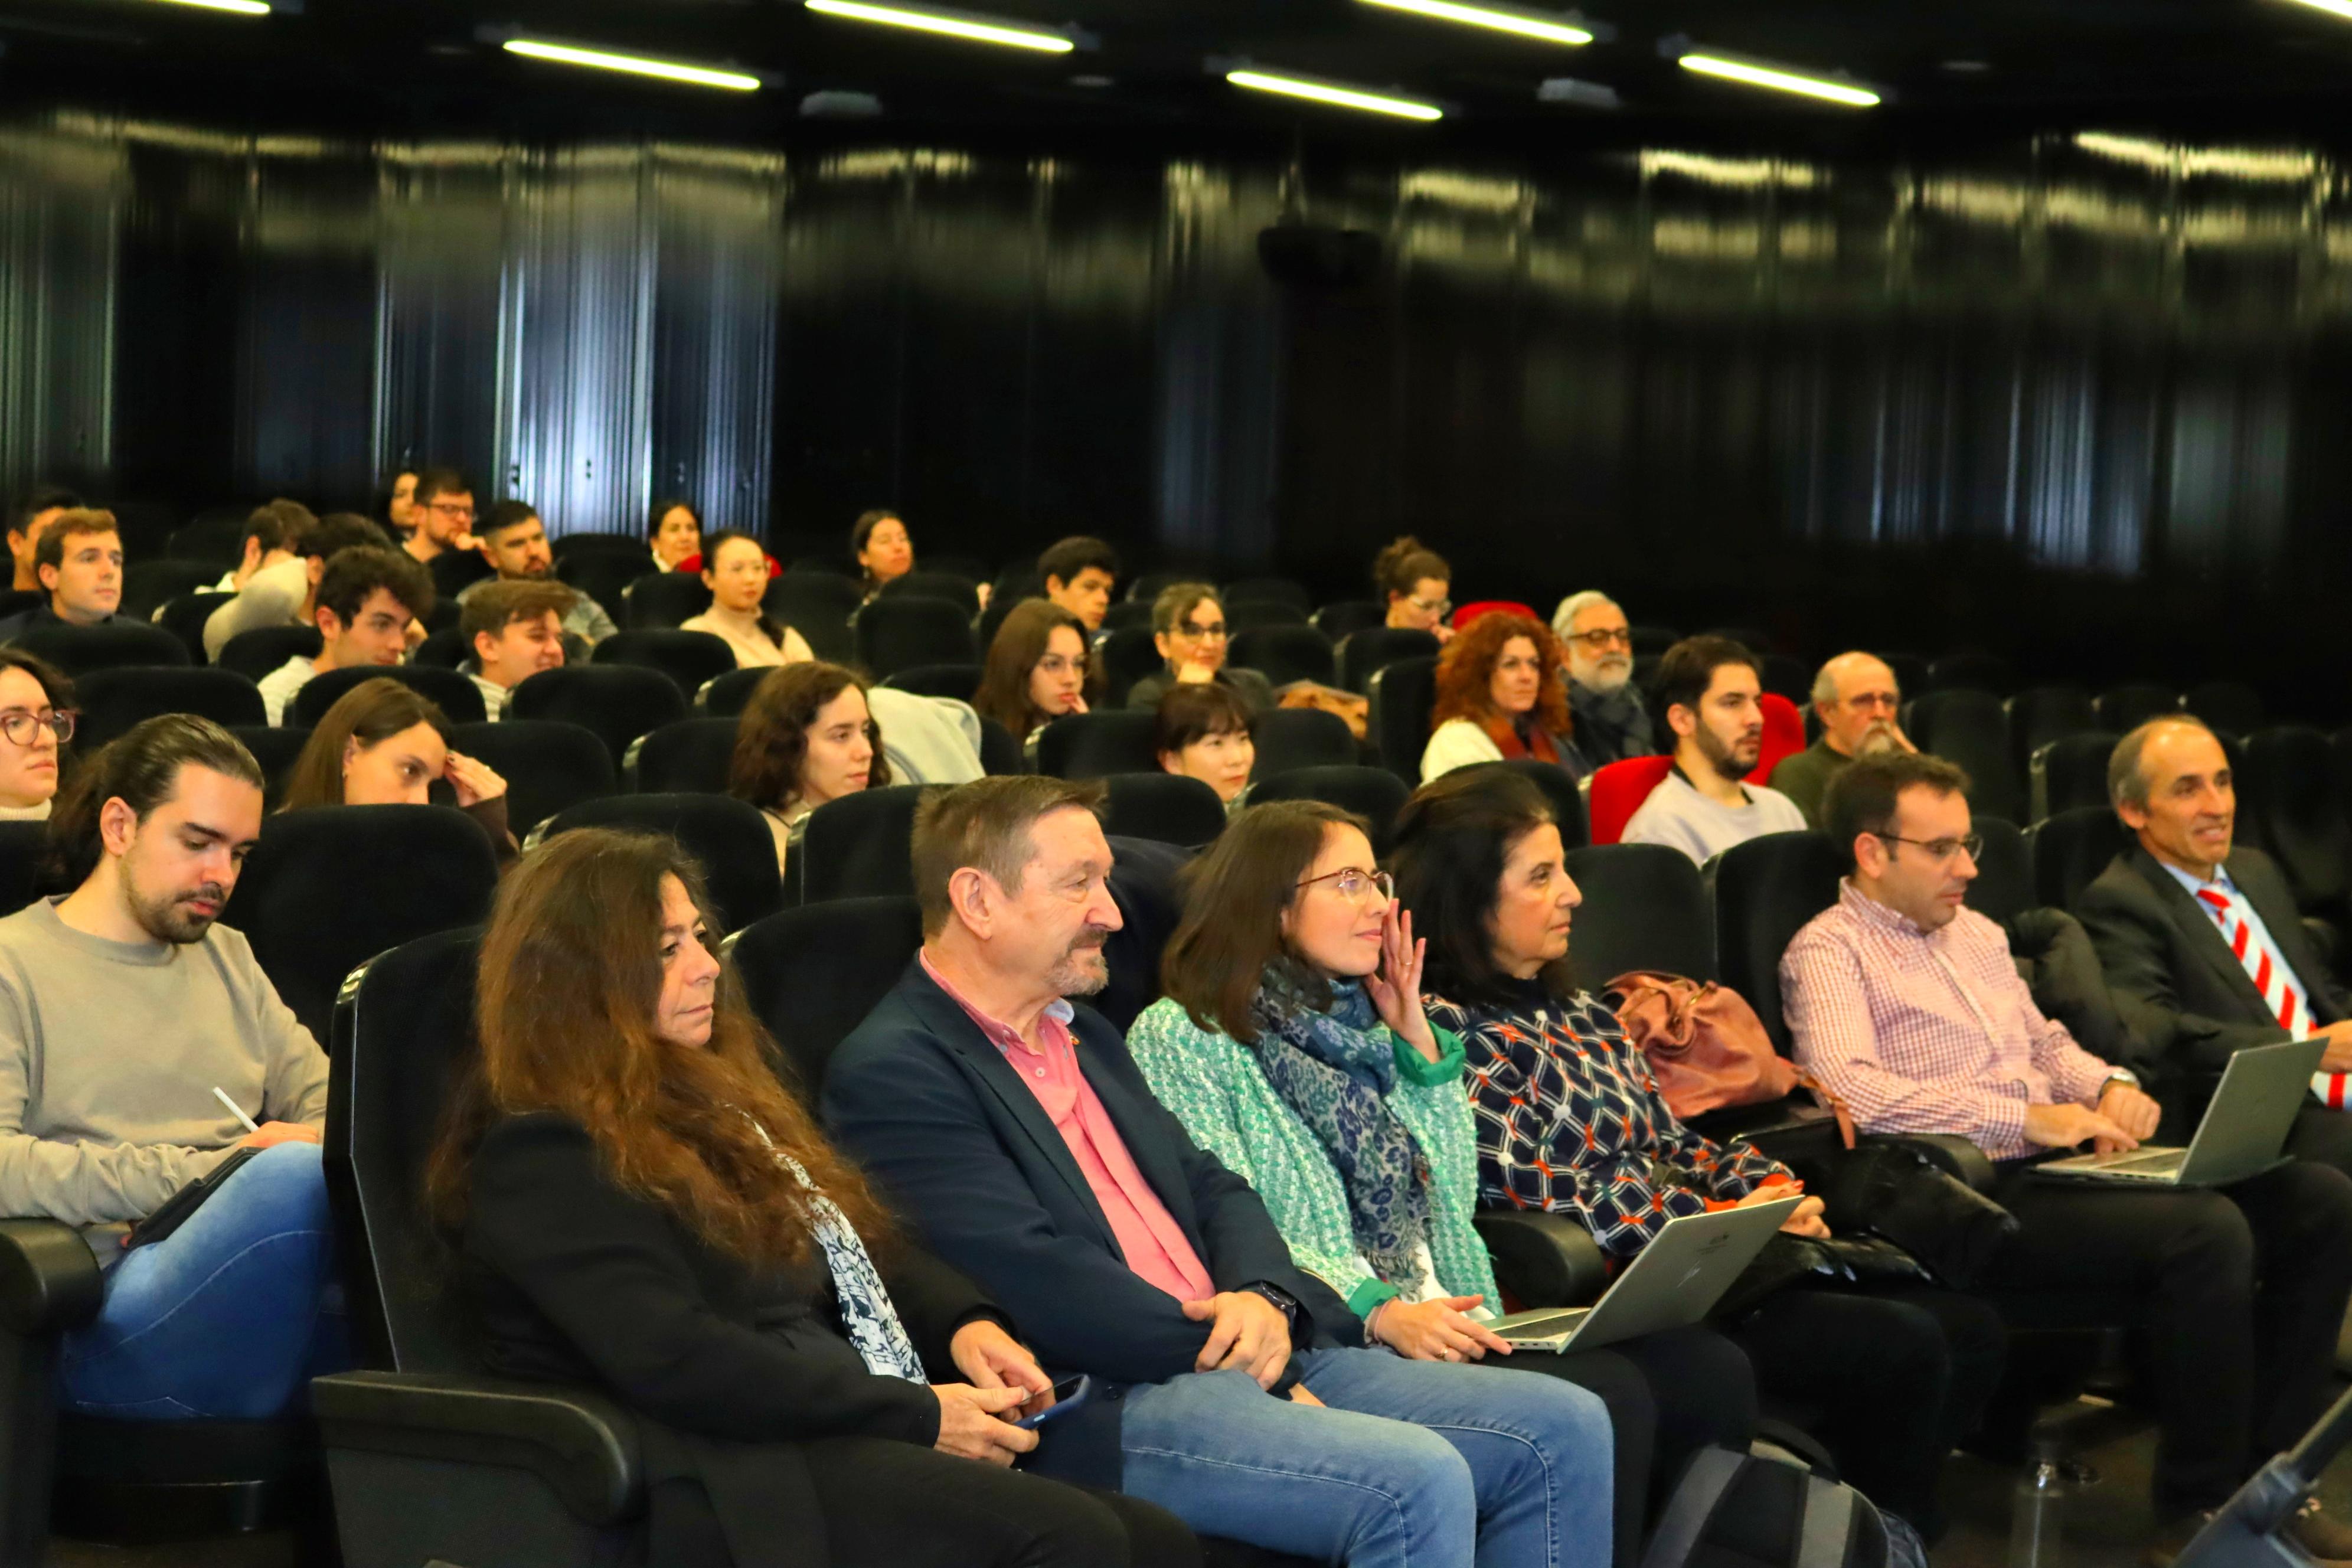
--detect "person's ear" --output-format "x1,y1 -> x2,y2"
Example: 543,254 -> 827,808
1157,750 -> 1180,776
946,865 -> 994,937
1045,575 -> 1066,599
1153,631 -> 1173,663
1666,701 -> 1697,740
315,606 -> 342,642
2116,798 -> 2150,832
307,557 -> 326,586
97,795 -> 139,858
1853,831 -> 1889,880
341,737 -> 361,778
35,563 -> 57,593
471,629 -> 498,664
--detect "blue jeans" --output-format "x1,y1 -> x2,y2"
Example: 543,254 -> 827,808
1119,1345 -> 1613,1568
58,1141 -> 347,1420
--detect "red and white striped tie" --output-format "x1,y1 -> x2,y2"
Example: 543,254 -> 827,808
2194,887 -> 2341,1108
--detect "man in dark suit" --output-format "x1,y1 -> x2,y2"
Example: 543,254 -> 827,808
824,776 -> 1611,1568
2077,716 -> 2352,1171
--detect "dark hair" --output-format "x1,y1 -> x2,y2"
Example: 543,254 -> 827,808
1822,752 -> 1974,873
1150,582 -> 1221,639
9,486 -> 82,540
1160,801 -> 1370,1043
461,580 -> 576,647
648,497 -> 701,543
698,530 -> 786,648
244,499 -> 316,556
411,468 -> 471,511
728,662 -> 893,814
1154,681 -> 1253,758
1653,635 -> 1759,721
46,715 -> 263,890
1037,535 -> 1119,587
974,598 -> 1088,740
316,545 -> 434,630
282,678 -> 451,811
1373,535 -> 1451,600
32,509 -> 119,576
478,500 -> 541,541
380,470 -> 417,522
0,648 -> 77,800
1391,767 -> 1566,1007
300,513 -> 394,563
910,775 -> 1105,939
851,508 -> 903,556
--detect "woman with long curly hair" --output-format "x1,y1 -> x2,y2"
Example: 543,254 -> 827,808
728,662 -> 893,876
426,829 -> 1195,1568
1420,612 -> 1581,784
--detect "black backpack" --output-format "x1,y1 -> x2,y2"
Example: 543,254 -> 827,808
1642,1448 -> 1914,1568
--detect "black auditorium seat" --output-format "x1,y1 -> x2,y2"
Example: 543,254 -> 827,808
217,626 -> 323,684
1247,766 -> 1411,854
532,795 -> 780,933
2025,807 -> 2131,913
508,665 -> 687,769
593,629 -> 737,702
766,574 -> 860,665
2184,680 -> 2264,740
1226,600 -> 1310,633
881,663 -> 984,703
2005,684 -> 2098,777
1709,829 -> 1843,1056
290,664 -> 486,729
155,592 -> 236,661
1905,688 -> 2023,822
1229,626 -> 1335,688
74,666 -> 265,747
797,785 -> 929,904
1095,628 -> 1162,709
1560,843 -> 1714,995
14,621 -> 190,676
2029,731 -> 2119,822
1468,758 -> 1592,851
1034,711 -> 1158,780
851,598 -> 975,680
1248,707 -> 1357,780
1311,600 -> 1385,644
1099,773 -> 1226,848
729,897 -> 926,1090
1221,576 -> 1310,610
874,570 -> 979,609
1368,656 -> 1436,782
622,717 -> 739,795
1338,628 -> 1440,695
2239,727 -> 2350,914
698,666 -> 768,717
445,720 -> 616,839
120,560 -> 218,621
2094,682 -> 2178,733
619,573 -> 709,631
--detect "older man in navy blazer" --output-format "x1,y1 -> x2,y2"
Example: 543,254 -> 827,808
824,776 -> 1612,1568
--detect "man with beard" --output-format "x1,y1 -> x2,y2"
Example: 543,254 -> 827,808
1769,652 -> 1916,827
826,776 -> 1605,1568
2077,717 -> 2352,1172
1785,752 -> 2352,1567
1622,636 -> 1805,864
0,716 -> 337,1419
456,501 -> 616,647
1551,590 -> 1655,767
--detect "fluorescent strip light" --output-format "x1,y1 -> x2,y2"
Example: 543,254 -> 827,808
153,0 -> 273,13
2279,0 -> 2352,19
1227,68 -> 1443,120
803,0 -> 1075,53
1677,53 -> 1879,107
502,40 -> 761,91
1360,0 -> 1591,46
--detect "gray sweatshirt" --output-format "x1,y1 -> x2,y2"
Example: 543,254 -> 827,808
0,899 -> 329,1226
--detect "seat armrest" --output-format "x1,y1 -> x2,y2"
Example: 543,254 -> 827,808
0,1219 -> 103,1338
1859,1133 -> 1997,1194
312,1369 -> 642,1526
1474,1210 -> 1609,1307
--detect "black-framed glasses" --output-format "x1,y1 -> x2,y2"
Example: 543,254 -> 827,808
1874,831 -> 1981,863
1567,628 -> 1634,650
0,710 -> 73,747
1297,867 -> 1394,904
1176,620 -> 1228,640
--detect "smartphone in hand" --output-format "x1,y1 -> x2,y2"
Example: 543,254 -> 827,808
1015,1374 -> 1092,1430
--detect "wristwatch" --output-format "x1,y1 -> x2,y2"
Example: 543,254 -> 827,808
2100,1068 -> 2141,1096
1240,1281 -> 1305,1338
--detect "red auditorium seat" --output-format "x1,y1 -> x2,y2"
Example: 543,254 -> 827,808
1749,692 -> 1805,785
1586,755 -> 1674,845
1451,600 -> 1537,631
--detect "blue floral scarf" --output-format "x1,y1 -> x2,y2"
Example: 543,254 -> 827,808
1248,969 -> 1437,1295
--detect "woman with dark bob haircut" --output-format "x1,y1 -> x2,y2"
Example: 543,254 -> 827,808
1421,612 -> 1579,785
280,677 -> 514,859
1394,766 -> 2005,1545
728,661 -> 893,876
971,598 -> 1089,743
426,828 -> 1196,1568
1126,799 -> 1622,1568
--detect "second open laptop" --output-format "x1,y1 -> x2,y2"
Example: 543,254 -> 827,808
1487,1194 -> 1802,1354
2035,1036 -> 2326,1188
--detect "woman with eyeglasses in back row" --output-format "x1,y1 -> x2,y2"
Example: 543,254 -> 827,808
0,649 -> 73,821
1122,584 -> 1272,715
1374,537 -> 1453,646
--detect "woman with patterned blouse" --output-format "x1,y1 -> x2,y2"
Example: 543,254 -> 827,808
1394,766 -> 2005,1542
1129,799 -> 1753,1568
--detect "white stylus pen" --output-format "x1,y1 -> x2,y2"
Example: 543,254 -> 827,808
212,1086 -> 262,1134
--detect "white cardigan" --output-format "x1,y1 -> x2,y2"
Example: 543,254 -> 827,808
1420,718 -> 1505,783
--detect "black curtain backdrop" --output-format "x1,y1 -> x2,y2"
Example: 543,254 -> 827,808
4,107 -> 2349,707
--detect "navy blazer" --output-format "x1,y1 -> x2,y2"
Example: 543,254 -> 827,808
822,959 -> 1357,1483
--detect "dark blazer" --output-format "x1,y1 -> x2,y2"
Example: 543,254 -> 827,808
2076,843 -> 2346,1080
461,1112 -> 1004,1568
822,959 -> 1357,1488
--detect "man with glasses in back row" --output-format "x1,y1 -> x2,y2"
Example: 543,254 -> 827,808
1550,590 -> 1655,769
1768,651 -> 1916,828
1781,750 -> 2352,1568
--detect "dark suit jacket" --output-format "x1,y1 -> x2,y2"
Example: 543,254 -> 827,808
2076,844 -> 2346,1080
821,959 -> 1355,1487
462,1112 -> 1004,1568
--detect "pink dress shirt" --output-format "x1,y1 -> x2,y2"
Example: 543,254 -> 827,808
1781,880 -> 2118,1161
920,953 -> 1216,1302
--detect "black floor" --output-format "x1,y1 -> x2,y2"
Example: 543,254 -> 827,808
44,1398 -> 2352,1568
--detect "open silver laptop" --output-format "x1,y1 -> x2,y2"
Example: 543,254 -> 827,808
2036,1037 -> 2325,1187
1487,1195 -> 1802,1354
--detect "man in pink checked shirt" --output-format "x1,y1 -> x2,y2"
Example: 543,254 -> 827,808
1781,750 -> 2352,1568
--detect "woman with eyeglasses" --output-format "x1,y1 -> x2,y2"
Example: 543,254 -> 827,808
0,649 -> 74,821
1421,612 -> 1584,785
1129,799 -> 1645,1568
1374,537 -> 1453,646
972,599 -> 1089,743
1394,767 -> 2005,1549
1122,583 -> 1273,714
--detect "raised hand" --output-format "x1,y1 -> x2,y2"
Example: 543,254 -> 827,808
1365,901 -> 1438,1060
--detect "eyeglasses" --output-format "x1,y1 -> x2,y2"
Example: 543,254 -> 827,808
1406,595 -> 1452,618
1298,867 -> 1393,904
1175,620 -> 1228,640
427,500 -> 476,520
1874,832 -> 1981,863
0,709 -> 73,747
1567,628 -> 1634,651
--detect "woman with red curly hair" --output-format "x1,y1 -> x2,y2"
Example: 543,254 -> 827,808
1420,613 -> 1583,785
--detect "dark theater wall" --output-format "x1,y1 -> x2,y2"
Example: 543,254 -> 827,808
5,106 -> 2351,691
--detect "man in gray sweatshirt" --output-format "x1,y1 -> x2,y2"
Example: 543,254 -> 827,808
0,714 -> 335,1420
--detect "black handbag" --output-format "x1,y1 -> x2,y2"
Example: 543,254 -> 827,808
1711,1231 -> 1932,1321
1818,1142 -> 2021,1289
